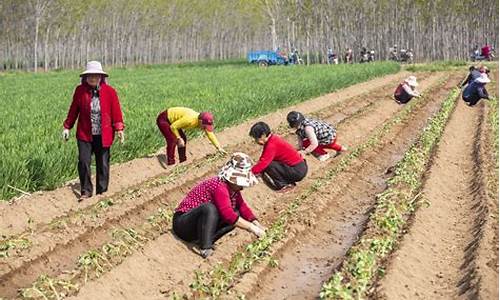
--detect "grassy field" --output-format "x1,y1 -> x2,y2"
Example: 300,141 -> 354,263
0,61 -> 400,200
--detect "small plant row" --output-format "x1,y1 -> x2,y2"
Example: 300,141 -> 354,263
319,87 -> 460,299
20,206 -> 173,299
0,152 -> 225,258
16,89 -> 388,299
184,77 -> 449,299
2,79 -> 387,258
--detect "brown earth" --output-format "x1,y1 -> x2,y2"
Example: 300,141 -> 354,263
227,74 -> 463,300
3,70 -> 491,300
65,74 -> 448,300
0,72 -> 411,238
375,76 -> 498,299
0,72 -> 428,299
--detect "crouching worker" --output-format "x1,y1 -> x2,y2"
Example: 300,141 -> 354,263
394,76 -> 421,104
249,122 -> 308,193
156,107 -> 226,165
287,111 -> 347,162
462,73 -> 490,106
172,152 -> 266,258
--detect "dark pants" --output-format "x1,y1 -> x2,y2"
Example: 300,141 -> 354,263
463,95 -> 481,106
173,203 -> 235,250
394,92 -> 412,104
156,111 -> 187,165
77,135 -> 110,196
262,160 -> 308,190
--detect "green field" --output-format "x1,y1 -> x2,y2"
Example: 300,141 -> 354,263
0,62 -> 400,200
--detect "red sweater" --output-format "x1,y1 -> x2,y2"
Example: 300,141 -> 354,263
175,177 -> 256,224
63,82 -> 124,147
252,134 -> 304,174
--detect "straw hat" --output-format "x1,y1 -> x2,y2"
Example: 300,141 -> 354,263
80,61 -> 108,77
219,152 -> 258,187
405,76 -> 418,87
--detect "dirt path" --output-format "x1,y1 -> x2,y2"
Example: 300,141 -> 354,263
0,71 -> 426,298
376,98 -> 495,299
65,74 -> 447,300
0,72 -> 410,238
229,74 -> 462,300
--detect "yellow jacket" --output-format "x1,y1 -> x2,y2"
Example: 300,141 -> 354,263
167,107 -> 221,148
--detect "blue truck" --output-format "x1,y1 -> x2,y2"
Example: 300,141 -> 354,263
247,50 -> 288,67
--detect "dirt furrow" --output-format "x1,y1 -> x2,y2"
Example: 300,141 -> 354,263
375,95 -> 492,299
0,72 -> 410,238
0,72 -> 423,299
0,73 -> 415,299
227,74 -> 462,300
65,74 -> 446,300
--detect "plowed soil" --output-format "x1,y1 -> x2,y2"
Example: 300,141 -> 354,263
1,69 -> 497,300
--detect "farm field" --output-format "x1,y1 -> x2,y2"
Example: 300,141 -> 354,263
0,62 -> 399,200
0,63 -> 497,300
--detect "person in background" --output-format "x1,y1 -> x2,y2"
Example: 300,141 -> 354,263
249,122 -> 308,193
63,61 -> 125,200
156,107 -> 226,165
394,76 -> 421,104
287,111 -> 347,162
462,73 -> 490,106
172,152 -> 266,258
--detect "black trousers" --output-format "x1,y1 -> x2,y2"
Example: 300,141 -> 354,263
172,203 -> 235,250
262,160 -> 308,190
77,135 -> 110,196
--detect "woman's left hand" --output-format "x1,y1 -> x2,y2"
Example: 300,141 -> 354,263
117,131 -> 125,144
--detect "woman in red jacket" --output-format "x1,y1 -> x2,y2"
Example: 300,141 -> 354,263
63,61 -> 125,200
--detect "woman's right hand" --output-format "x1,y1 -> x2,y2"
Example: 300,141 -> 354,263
62,129 -> 70,141
251,224 -> 266,238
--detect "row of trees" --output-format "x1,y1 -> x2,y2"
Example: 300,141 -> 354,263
0,0 -> 497,71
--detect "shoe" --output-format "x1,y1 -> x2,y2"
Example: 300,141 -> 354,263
277,184 -> 296,193
79,192 -> 92,202
317,154 -> 330,162
199,248 -> 213,259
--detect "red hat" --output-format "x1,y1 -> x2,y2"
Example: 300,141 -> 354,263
199,112 -> 214,132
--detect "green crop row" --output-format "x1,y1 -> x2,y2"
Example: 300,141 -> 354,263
319,88 -> 460,299
0,62 -> 399,200
183,77 -> 446,299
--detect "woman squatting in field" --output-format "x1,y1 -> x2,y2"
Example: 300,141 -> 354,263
287,111 -> 347,162
63,61 -> 125,200
249,122 -> 308,193
462,73 -> 491,106
172,152 -> 266,258
156,107 -> 226,165
393,75 -> 421,104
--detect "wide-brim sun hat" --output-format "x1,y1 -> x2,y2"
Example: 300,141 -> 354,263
476,73 -> 491,84
405,76 -> 418,87
80,61 -> 108,77
219,152 -> 258,188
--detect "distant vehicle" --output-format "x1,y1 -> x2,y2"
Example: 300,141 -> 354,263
247,50 -> 288,67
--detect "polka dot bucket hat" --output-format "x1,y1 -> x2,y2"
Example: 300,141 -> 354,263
219,152 -> 258,187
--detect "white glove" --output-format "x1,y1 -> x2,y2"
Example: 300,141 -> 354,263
62,129 -> 70,141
